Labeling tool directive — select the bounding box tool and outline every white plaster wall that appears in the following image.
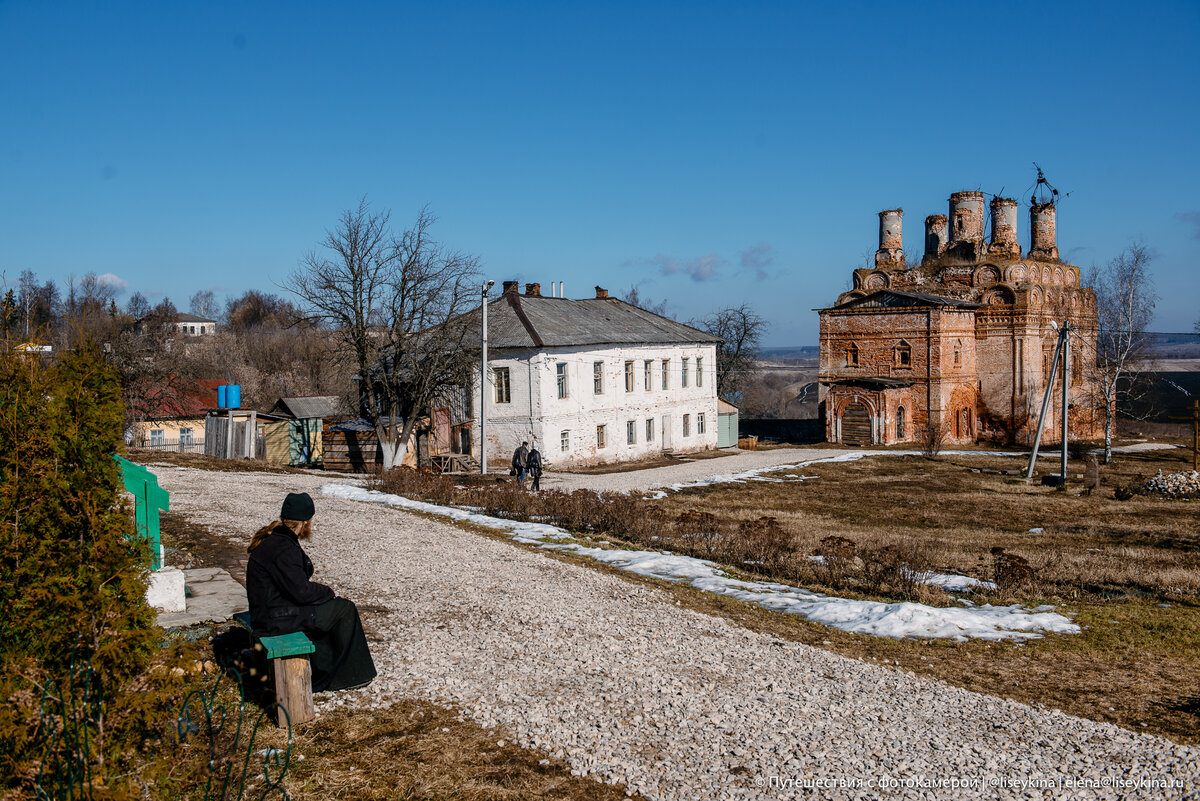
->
[473,343,719,467]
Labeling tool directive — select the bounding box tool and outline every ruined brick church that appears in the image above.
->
[818,189,1103,446]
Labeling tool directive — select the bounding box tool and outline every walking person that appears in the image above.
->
[245,492,376,693]
[527,444,543,491]
[511,440,529,486]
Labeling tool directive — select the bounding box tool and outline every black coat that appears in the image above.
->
[245,525,335,636]
[526,448,543,476]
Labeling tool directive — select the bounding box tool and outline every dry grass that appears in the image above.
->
[129,450,314,474]
[286,702,640,800]
[548,447,734,475]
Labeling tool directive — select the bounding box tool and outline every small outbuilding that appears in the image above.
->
[264,395,346,467]
[717,399,739,448]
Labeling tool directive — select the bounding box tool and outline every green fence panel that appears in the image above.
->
[112,454,170,570]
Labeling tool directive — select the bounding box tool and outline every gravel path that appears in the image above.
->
[154,465,1199,800]
[542,447,835,494]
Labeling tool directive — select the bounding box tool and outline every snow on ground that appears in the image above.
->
[322,484,1076,642]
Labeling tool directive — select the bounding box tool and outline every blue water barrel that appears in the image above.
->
[227,385,241,409]
[218,385,228,408]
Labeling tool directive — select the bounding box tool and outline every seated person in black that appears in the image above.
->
[245,492,376,693]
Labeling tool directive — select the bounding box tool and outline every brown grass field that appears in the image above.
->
[646,442,1200,744]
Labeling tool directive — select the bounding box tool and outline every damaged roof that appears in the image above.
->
[819,289,981,312]
[270,395,346,419]
[482,293,721,349]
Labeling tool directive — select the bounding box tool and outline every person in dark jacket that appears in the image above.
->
[511,441,529,485]
[526,445,543,491]
[245,492,376,693]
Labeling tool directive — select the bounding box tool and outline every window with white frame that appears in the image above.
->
[697,413,706,435]
[644,360,652,390]
[624,361,634,392]
[696,356,703,387]
[560,430,570,452]
[557,363,568,398]
[179,427,194,446]
[494,367,511,403]
[645,418,654,442]
[682,414,690,437]
[626,420,636,444]
[682,357,689,387]
[593,361,604,394]
[150,429,164,447]
[596,424,607,449]
[661,358,669,389]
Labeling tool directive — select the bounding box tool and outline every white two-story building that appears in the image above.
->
[472,281,720,467]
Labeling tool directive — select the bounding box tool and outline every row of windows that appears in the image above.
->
[845,340,971,369]
[492,357,705,403]
[558,413,708,452]
[149,427,195,446]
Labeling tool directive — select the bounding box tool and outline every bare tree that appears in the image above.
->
[290,199,480,469]
[620,284,670,317]
[1088,243,1157,464]
[693,304,768,406]
[189,290,219,321]
[126,291,151,320]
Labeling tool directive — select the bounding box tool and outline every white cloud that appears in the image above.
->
[95,272,130,294]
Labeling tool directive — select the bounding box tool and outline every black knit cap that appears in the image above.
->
[281,492,315,521]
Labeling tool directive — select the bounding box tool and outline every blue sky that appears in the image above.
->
[2,0,1197,345]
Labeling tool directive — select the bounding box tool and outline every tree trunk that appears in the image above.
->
[1103,415,1113,465]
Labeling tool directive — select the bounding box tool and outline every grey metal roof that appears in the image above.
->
[270,395,345,419]
[175,312,217,323]
[482,294,721,348]
[819,289,980,311]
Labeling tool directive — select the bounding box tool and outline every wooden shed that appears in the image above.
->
[323,421,382,473]
[717,399,739,448]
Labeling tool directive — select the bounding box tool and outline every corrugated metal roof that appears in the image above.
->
[482,293,721,348]
[271,395,345,419]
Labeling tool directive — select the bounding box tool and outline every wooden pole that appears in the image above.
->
[1169,400,1199,472]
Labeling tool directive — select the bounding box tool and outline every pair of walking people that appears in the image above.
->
[511,440,543,490]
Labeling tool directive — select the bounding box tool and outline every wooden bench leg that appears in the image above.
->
[272,656,314,726]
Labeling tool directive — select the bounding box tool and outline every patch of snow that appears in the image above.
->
[913,571,997,594]
[1026,527,1044,534]
[323,484,1079,643]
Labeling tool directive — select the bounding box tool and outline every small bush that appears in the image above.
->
[991,547,1033,592]
[813,535,856,589]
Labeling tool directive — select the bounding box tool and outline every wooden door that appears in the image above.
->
[841,403,872,446]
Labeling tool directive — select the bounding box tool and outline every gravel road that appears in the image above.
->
[542,447,834,494]
[154,464,1199,800]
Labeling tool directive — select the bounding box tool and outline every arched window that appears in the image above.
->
[846,343,859,367]
[953,339,962,367]
[894,340,911,368]
[896,406,906,439]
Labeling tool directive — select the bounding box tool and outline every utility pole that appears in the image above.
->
[480,280,494,474]
[1026,321,1068,482]
[1169,400,1199,472]
[1060,320,1070,484]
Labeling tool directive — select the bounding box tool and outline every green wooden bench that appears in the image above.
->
[112,454,169,570]
[233,611,316,726]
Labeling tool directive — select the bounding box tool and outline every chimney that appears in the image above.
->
[924,214,948,261]
[875,208,903,268]
[1029,203,1059,260]
[595,286,609,299]
[948,191,986,244]
[989,197,1020,255]
[559,281,565,298]
[525,282,541,297]
[502,280,518,295]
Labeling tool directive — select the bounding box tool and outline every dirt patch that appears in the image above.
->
[549,447,736,475]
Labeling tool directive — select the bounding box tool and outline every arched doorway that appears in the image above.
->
[841,403,872,446]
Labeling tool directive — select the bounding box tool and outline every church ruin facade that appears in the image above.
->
[818,189,1103,446]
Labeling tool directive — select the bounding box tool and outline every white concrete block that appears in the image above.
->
[146,567,187,613]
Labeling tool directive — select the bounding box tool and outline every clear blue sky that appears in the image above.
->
[2,0,1197,345]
